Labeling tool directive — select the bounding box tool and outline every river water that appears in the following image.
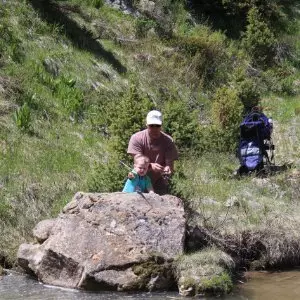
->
[1,270,300,300]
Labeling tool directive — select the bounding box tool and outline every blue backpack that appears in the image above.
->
[238,112,273,171]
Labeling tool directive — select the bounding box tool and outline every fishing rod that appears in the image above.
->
[119,160,131,170]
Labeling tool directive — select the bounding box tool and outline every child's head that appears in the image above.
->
[134,154,150,176]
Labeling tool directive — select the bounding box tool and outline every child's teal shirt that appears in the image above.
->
[122,170,152,193]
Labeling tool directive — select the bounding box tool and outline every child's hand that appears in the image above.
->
[128,172,135,179]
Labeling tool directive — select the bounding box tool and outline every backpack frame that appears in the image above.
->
[237,112,275,174]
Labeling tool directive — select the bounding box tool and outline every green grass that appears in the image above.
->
[263,95,300,122]
[175,248,234,296]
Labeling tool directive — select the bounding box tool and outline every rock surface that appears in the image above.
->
[18,192,185,291]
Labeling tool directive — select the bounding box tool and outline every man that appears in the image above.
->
[127,110,178,195]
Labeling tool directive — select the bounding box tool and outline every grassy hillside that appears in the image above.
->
[1,0,300,295]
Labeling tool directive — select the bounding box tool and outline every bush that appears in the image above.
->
[0,21,24,63]
[89,0,104,9]
[51,75,84,121]
[211,87,243,129]
[235,78,261,111]
[241,7,277,67]
[13,103,32,132]
[162,99,201,151]
[173,26,229,88]
[210,86,243,151]
[135,18,156,38]
[88,155,127,193]
[188,0,299,38]
[263,65,299,96]
[107,84,154,160]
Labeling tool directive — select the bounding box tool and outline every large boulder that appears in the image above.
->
[18,192,185,291]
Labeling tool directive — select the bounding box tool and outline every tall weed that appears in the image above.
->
[13,103,32,133]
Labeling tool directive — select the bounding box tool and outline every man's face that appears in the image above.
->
[147,124,162,140]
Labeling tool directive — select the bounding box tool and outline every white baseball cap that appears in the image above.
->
[146,110,162,125]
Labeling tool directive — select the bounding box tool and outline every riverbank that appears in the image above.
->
[3,268,300,299]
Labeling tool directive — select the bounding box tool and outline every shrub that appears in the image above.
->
[189,0,299,38]
[107,84,154,160]
[235,78,261,111]
[173,26,229,88]
[241,7,277,67]
[210,86,243,151]
[135,18,156,38]
[0,21,24,63]
[13,103,32,132]
[162,99,201,151]
[88,155,127,193]
[263,65,299,96]
[89,0,104,9]
[211,87,243,129]
[51,75,84,121]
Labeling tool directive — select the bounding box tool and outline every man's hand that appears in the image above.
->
[150,163,164,173]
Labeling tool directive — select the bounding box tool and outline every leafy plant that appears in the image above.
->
[211,86,243,130]
[107,84,154,159]
[210,86,243,151]
[173,26,229,88]
[88,155,127,193]
[13,103,32,132]
[241,7,277,67]
[0,21,24,63]
[135,18,156,38]
[52,75,84,121]
[163,99,201,151]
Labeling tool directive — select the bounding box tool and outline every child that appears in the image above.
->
[122,154,154,193]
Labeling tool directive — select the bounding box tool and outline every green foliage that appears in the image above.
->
[40,73,84,121]
[189,0,300,38]
[209,86,243,151]
[88,155,127,192]
[241,7,277,67]
[163,99,200,151]
[173,26,229,88]
[0,20,24,63]
[201,272,233,294]
[135,18,156,38]
[65,0,104,9]
[133,0,186,37]
[263,65,300,96]
[52,76,84,121]
[211,86,243,129]
[13,103,32,132]
[0,200,13,224]
[88,84,154,192]
[88,0,104,9]
[107,84,154,160]
[235,78,261,111]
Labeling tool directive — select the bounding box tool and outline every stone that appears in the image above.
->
[17,192,185,291]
